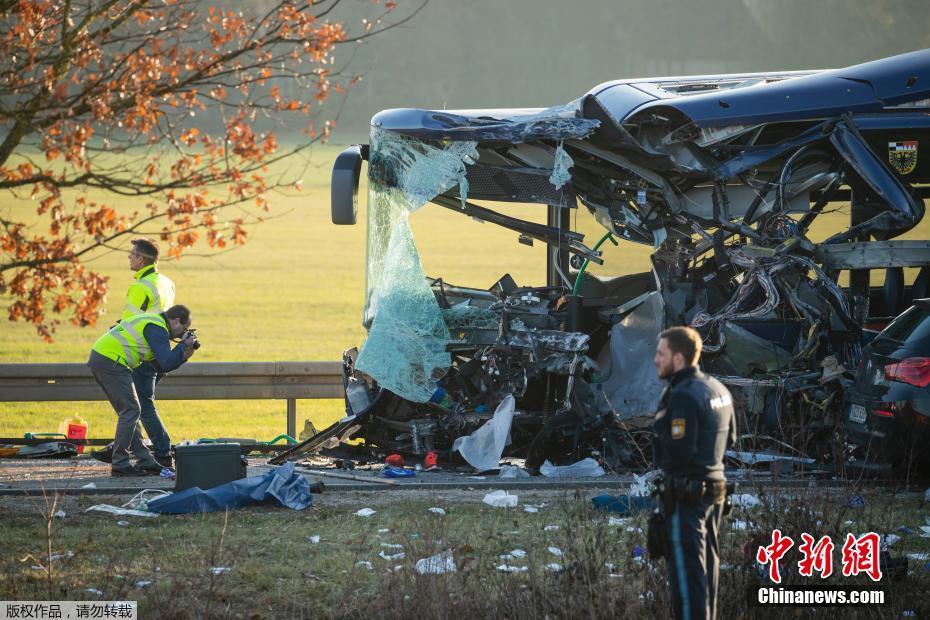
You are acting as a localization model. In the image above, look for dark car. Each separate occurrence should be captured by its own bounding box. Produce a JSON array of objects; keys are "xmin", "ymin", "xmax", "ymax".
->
[{"xmin": 846, "ymin": 299, "xmax": 930, "ymax": 472}]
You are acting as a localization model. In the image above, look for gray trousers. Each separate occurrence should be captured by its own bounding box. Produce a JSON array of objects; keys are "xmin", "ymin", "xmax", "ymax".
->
[{"xmin": 88, "ymin": 353, "xmax": 159, "ymax": 469}]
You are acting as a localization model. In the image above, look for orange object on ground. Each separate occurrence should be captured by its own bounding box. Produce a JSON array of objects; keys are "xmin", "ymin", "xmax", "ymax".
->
[
  {"xmin": 423, "ymin": 451, "xmax": 439, "ymax": 469},
  {"xmin": 59, "ymin": 415, "xmax": 88, "ymax": 453},
  {"xmin": 385, "ymin": 453, "xmax": 405, "ymax": 467}
]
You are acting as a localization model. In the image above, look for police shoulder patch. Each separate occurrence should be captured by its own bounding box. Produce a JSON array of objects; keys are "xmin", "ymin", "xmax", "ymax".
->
[{"xmin": 671, "ymin": 418, "xmax": 685, "ymax": 440}]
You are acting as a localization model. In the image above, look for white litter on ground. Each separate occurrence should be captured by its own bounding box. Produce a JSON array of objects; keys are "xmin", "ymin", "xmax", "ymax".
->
[
  {"xmin": 428, "ymin": 507, "xmax": 446, "ymax": 515},
  {"xmin": 881, "ymin": 534, "xmax": 901, "ymax": 549},
  {"xmin": 355, "ymin": 561, "xmax": 373, "ymax": 570},
  {"xmin": 378, "ymin": 551, "xmax": 406, "ymax": 561},
  {"xmin": 309, "ymin": 536, "xmax": 320, "ymax": 544},
  {"xmin": 539, "ymin": 458, "xmax": 604, "ymax": 478},
  {"xmin": 53, "ymin": 510, "xmax": 66, "ymax": 518},
  {"xmin": 84, "ymin": 589, "xmax": 103, "ymax": 597},
  {"xmin": 608, "ymin": 517, "xmax": 630, "ymax": 526},
  {"xmin": 510, "ymin": 549, "xmax": 527, "ymax": 558},
  {"xmin": 547, "ymin": 546, "xmax": 563, "ymax": 557},
  {"xmin": 545, "ymin": 563, "xmax": 563, "ymax": 571},
  {"xmin": 86, "ymin": 504, "xmax": 157, "ymax": 518},
  {"xmin": 209, "ymin": 567, "xmax": 231, "ymax": 575},
  {"xmin": 82, "ymin": 483, "xmax": 97, "ymax": 489},
  {"xmin": 544, "ymin": 525, "xmax": 560, "ymax": 532},
  {"xmin": 381, "ymin": 543, "xmax": 403, "ymax": 549},
  {"xmin": 135, "ymin": 581, "xmax": 152, "ymax": 588},
  {"xmin": 483, "ymin": 490, "xmax": 518, "ymax": 508},
  {"xmin": 523, "ymin": 505, "xmax": 538, "ymax": 513},
  {"xmin": 378, "ymin": 528, "xmax": 390, "ymax": 533},
  {"xmin": 415, "ymin": 550, "xmax": 456, "ymax": 575},
  {"xmin": 355, "ymin": 508, "xmax": 376, "ymax": 517},
  {"xmin": 730, "ymin": 494, "xmax": 761, "ymax": 509},
  {"xmin": 496, "ymin": 564, "xmax": 529, "ymax": 573}
]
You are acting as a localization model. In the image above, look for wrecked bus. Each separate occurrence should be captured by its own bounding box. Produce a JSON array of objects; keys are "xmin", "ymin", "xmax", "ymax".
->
[{"xmin": 275, "ymin": 49, "xmax": 930, "ymax": 474}]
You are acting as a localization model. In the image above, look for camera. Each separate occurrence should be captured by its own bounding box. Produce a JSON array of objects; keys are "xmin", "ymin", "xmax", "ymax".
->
[{"xmin": 183, "ymin": 328, "xmax": 201, "ymax": 350}]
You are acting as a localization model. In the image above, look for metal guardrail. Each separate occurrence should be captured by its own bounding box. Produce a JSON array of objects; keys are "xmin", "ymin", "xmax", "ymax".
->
[{"xmin": 0, "ymin": 362, "xmax": 345, "ymax": 438}]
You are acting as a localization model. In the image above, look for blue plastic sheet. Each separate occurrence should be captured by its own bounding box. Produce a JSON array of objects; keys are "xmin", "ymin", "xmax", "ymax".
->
[
  {"xmin": 147, "ymin": 463, "xmax": 313, "ymax": 514},
  {"xmin": 591, "ymin": 494, "xmax": 652, "ymax": 515}
]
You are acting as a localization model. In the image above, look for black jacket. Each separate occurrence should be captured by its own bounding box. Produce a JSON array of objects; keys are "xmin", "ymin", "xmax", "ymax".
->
[{"xmin": 653, "ymin": 366, "xmax": 737, "ymax": 481}]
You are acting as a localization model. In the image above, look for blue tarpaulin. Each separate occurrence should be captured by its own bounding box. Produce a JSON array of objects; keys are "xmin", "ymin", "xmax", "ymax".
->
[{"xmin": 147, "ymin": 462, "xmax": 313, "ymax": 514}]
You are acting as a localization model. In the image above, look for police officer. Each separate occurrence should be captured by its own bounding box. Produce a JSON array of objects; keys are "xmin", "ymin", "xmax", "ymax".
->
[
  {"xmin": 92, "ymin": 238, "xmax": 176, "ymax": 467},
  {"xmin": 88, "ymin": 305, "xmax": 197, "ymax": 476},
  {"xmin": 653, "ymin": 326, "xmax": 736, "ymax": 620}
]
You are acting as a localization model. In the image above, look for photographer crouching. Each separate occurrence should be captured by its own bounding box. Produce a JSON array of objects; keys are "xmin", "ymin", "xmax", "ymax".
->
[
  {"xmin": 651, "ymin": 326, "xmax": 736, "ymax": 620},
  {"xmin": 87, "ymin": 305, "xmax": 199, "ymax": 477}
]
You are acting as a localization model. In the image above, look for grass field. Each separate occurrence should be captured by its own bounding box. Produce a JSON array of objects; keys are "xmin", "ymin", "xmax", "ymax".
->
[
  {"xmin": 1, "ymin": 144, "xmax": 926, "ymax": 442},
  {"xmin": 1, "ymin": 484, "xmax": 928, "ymax": 618}
]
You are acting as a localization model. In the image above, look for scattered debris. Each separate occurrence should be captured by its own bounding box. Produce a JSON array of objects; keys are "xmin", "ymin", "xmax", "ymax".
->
[
  {"xmin": 544, "ymin": 525, "xmax": 560, "ymax": 532},
  {"xmin": 53, "ymin": 510, "xmax": 66, "ymax": 518},
  {"xmin": 483, "ymin": 490, "xmax": 518, "ymax": 508},
  {"xmin": 881, "ymin": 534, "xmax": 901, "ymax": 550},
  {"xmin": 547, "ymin": 546, "xmax": 563, "ymax": 557},
  {"xmin": 86, "ymin": 505, "xmax": 158, "ymax": 518},
  {"xmin": 135, "ymin": 580, "xmax": 151, "ymax": 588},
  {"xmin": 116, "ymin": 521, "xmax": 129, "ymax": 527},
  {"xmin": 378, "ymin": 551, "xmax": 406, "ymax": 561},
  {"xmin": 415, "ymin": 550, "xmax": 456, "ymax": 575},
  {"xmin": 730, "ymin": 494, "xmax": 762, "ymax": 509},
  {"xmin": 539, "ymin": 458, "xmax": 605, "ymax": 478},
  {"xmin": 499, "ymin": 465, "xmax": 530, "ymax": 479},
  {"xmin": 355, "ymin": 561, "xmax": 373, "ymax": 570},
  {"xmin": 497, "ymin": 564, "xmax": 529, "ymax": 573},
  {"xmin": 309, "ymin": 535, "xmax": 320, "ymax": 544},
  {"xmin": 84, "ymin": 589, "xmax": 103, "ymax": 597},
  {"xmin": 545, "ymin": 563, "xmax": 563, "ymax": 572},
  {"xmin": 523, "ymin": 505, "xmax": 539, "ymax": 513},
  {"xmin": 209, "ymin": 567, "xmax": 230, "ymax": 575},
  {"xmin": 355, "ymin": 508, "xmax": 377, "ymax": 517},
  {"xmin": 428, "ymin": 507, "xmax": 446, "ymax": 515},
  {"xmin": 81, "ymin": 483, "xmax": 97, "ymax": 489}
]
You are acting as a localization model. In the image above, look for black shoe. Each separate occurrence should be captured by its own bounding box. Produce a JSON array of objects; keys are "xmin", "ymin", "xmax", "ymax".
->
[
  {"xmin": 111, "ymin": 465, "xmax": 148, "ymax": 477},
  {"xmin": 138, "ymin": 462, "xmax": 166, "ymax": 475},
  {"xmin": 91, "ymin": 446, "xmax": 113, "ymax": 464},
  {"xmin": 154, "ymin": 454, "xmax": 173, "ymax": 469}
]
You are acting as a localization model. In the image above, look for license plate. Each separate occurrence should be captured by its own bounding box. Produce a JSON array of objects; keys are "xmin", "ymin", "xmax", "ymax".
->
[{"xmin": 848, "ymin": 404, "xmax": 867, "ymax": 424}]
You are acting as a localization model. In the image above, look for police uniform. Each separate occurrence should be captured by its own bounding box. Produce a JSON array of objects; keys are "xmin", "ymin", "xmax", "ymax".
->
[
  {"xmin": 654, "ymin": 366, "xmax": 736, "ymax": 620},
  {"xmin": 123, "ymin": 265, "xmax": 176, "ymax": 460}
]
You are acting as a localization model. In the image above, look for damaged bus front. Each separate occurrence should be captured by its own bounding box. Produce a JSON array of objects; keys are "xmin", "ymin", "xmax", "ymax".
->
[{"xmin": 281, "ymin": 50, "xmax": 930, "ymax": 474}]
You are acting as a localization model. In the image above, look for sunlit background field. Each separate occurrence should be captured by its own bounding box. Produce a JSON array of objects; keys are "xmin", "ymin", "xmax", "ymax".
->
[{"xmin": 0, "ymin": 142, "xmax": 926, "ymax": 442}]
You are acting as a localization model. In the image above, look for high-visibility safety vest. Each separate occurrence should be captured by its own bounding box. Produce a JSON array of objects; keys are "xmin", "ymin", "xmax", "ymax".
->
[
  {"xmin": 92, "ymin": 313, "xmax": 168, "ymax": 370},
  {"xmin": 121, "ymin": 266, "xmax": 175, "ymax": 321}
]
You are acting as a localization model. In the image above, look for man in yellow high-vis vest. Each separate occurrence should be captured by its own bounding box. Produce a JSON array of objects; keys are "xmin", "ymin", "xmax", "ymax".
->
[
  {"xmin": 92, "ymin": 238, "xmax": 176, "ymax": 468},
  {"xmin": 88, "ymin": 305, "xmax": 198, "ymax": 476}
]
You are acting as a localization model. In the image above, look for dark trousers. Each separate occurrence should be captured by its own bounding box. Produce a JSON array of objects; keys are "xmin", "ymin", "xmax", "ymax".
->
[
  {"xmin": 133, "ymin": 362, "xmax": 171, "ymax": 457},
  {"xmin": 665, "ymin": 498, "xmax": 724, "ymax": 620},
  {"xmin": 89, "ymin": 358, "xmax": 159, "ymax": 470}
]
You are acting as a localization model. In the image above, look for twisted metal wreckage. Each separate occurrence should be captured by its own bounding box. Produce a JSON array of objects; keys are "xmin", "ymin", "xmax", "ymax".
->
[{"xmin": 274, "ymin": 50, "xmax": 930, "ymax": 475}]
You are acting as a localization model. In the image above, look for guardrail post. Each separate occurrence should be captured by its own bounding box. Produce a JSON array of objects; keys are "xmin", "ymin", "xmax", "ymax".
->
[{"xmin": 287, "ymin": 398, "xmax": 297, "ymax": 439}]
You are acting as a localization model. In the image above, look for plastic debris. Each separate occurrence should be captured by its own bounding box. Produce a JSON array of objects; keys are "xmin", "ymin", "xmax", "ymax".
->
[
  {"xmin": 730, "ymin": 494, "xmax": 762, "ymax": 509},
  {"xmin": 497, "ymin": 564, "xmax": 529, "ymax": 573},
  {"xmin": 428, "ymin": 507, "xmax": 446, "ymax": 516},
  {"xmin": 881, "ymin": 534, "xmax": 901, "ymax": 549},
  {"xmin": 608, "ymin": 517, "xmax": 631, "ymax": 526},
  {"xmin": 86, "ymin": 504, "xmax": 158, "ymax": 518},
  {"xmin": 918, "ymin": 526, "xmax": 930, "ymax": 538},
  {"xmin": 907, "ymin": 552, "xmax": 930, "ymax": 561},
  {"xmin": 116, "ymin": 521, "xmax": 129, "ymax": 527},
  {"xmin": 483, "ymin": 490, "xmax": 518, "ymax": 508},
  {"xmin": 53, "ymin": 510, "xmax": 66, "ymax": 518},
  {"xmin": 499, "ymin": 465, "xmax": 530, "ymax": 479},
  {"xmin": 846, "ymin": 495, "xmax": 865, "ymax": 508},
  {"xmin": 548, "ymin": 546, "xmax": 563, "ymax": 557},
  {"xmin": 549, "ymin": 142, "xmax": 574, "ymax": 189},
  {"xmin": 510, "ymin": 549, "xmax": 527, "ymax": 558},
  {"xmin": 544, "ymin": 525, "xmax": 560, "ymax": 532},
  {"xmin": 379, "ymin": 551, "xmax": 406, "ymax": 561},
  {"xmin": 84, "ymin": 589, "xmax": 103, "ymax": 597},
  {"xmin": 633, "ymin": 546, "xmax": 646, "ymax": 560},
  {"xmin": 355, "ymin": 508, "xmax": 377, "ymax": 517},
  {"xmin": 545, "ymin": 563, "xmax": 563, "ymax": 571},
  {"xmin": 81, "ymin": 483, "xmax": 97, "ymax": 489},
  {"xmin": 539, "ymin": 458, "xmax": 605, "ymax": 478},
  {"xmin": 452, "ymin": 395, "xmax": 515, "ymax": 471},
  {"xmin": 355, "ymin": 561, "xmax": 373, "ymax": 570},
  {"xmin": 629, "ymin": 471, "xmax": 661, "ymax": 497},
  {"xmin": 524, "ymin": 505, "xmax": 538, "ymax": 513},
  {"xmin": 309, "ymin": 535, "xmax": 320, "ymax": 544},
  {"xmin": 209, "ymin": 567, "xmax": 231, "ymax": 575},
  {"xmin": 415, "ymin": 550, "xmax": 456, "ymax": 575},
  {"xmin": 159, "ymin": 468, "xmax": 176, "ymax": 480},
  {"xmin": 147, "ymin": 463, "xmax": 313, "ymax": 514},
  {"xmin": 135, "ymin": 580, "xmax": 152, "ymax": 588},
  {"xmin": 383, "ymin": 466, "xmax": 415, "ymax": 478},
  {"xmin": 378, "ymin": 528, "xmax": 390, "ymax": 533},
  {"xmin": 592, "ymin": 494, "xmax": 652, "ymax": 514}
]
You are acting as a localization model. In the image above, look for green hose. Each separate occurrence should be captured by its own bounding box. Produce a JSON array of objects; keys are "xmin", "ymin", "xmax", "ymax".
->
[{"xmin": 571, "ymin": 232, "xmax": 617, "ymax": 296}]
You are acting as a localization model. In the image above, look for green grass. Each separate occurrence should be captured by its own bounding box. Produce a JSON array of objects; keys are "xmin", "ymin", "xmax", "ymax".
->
[
  {"xmin": 1, "ymin": 144, "xmax": 926, "ymax": 441},
  {"xmin": 1, "ymin": 485, "xmax": 927, "ymax": 618}
]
